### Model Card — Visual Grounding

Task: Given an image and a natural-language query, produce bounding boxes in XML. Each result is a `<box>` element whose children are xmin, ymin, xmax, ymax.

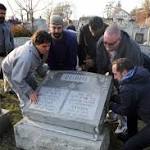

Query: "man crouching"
<box><xmin>1</xmin><ymin>30</ymin><xmax>51</xmax><ymax>112</ymax></box>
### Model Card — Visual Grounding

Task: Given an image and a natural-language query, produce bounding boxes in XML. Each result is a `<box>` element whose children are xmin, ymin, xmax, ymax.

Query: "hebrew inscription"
<box><xmin>30</xmin><ymin>87</ymin><xmax>68</xmax><ymax>113</ymax></box>
<box><xmin>61</xmin><ymin>73</ymin><xmax>90</xmax><ymax>83</ymax></box>
<box><xmin>61</xmin><ymin>91</ymin><xmax>100</xmax><ymax>120</ymax></box>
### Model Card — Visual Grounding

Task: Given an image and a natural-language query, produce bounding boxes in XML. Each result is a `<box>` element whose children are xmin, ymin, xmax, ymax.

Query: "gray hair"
<box><xmin>105</xmin><ymin>24</ymin><xmax>121</xmax><ymax>38</ymax></box>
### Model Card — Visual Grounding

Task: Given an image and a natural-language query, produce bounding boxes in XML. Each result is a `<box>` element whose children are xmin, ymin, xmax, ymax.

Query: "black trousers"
<box><xmin>123</xmin><ymin>123</ymin><xmax>150</xmax><ymax>150</ymax></box>
<box><xmin>0</xmin><ymin>56</ymin><xmax>5</xmax><ymax>79</ymax></box>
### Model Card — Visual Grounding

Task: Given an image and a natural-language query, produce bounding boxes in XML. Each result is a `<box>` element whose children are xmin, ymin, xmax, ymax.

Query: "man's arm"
<box><xmin>96</xmin><ymin>38</ymin><xmax>110</xmax><ymax>74</ymax></box>
<box><xmin>125</xmin><ymin>38</ymin><xmax>144</xmax><ymax>66</ymax></box>
<box><xmin>10</xmin><ymin>30</ymin><xmax>14</xmax><ymax>50</ymax></box>
<box><xmin>77</xmin><ymin>27</ymin><xmax>86</xmax><ymax>66</ymax></box>
<box><xmin>111</xmin><ymin>86</ymin><xmax>135</xmax><ymax>116</ymax></box>
<box><xmin>65</xmin><ymin>31</ymin><xmax>77</xmax><ymax>70</ymax></box>
<box><xmin>11</xmin><ymin>58</ymin><xmax>37</xmax><ymax>103</ymax></box>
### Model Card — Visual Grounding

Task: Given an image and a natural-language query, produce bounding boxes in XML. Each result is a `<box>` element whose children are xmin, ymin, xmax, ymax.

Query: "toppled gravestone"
<box><xmin>140</xmin><ymin>44</ymin><xmax>150</xmax><ymax>57</ymax></box>
<box><xmin>14</xmin><ymin>71</ymin><xmax>113</xmax><ymax>150</ymax></box>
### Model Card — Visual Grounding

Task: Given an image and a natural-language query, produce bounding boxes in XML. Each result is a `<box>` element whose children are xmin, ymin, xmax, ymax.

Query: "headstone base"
<box><xmin>14</xmin><ymin>118</ymin><xmax>110</xmax><ymax>150</ymax></box>
<box><xmin>0</xmin><ymin>109</ymin><xmax>10</xmax><ymax>135</ymax></box>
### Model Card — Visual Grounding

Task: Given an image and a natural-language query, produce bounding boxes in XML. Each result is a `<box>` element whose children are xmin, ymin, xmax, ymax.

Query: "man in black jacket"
<box><xmin>96</xmin><ymin>24</ymin><xmax>143</xmax><ymax>74</ymax></box>
<box><xmin>78</xmin><ymin>16</ymin><xmax>107</xmax><ymax>72</ymax></box>
<box><xmin>111</xmin><ymin>58</ymin><xmax>150</xmax><ymax>150</ymax></box>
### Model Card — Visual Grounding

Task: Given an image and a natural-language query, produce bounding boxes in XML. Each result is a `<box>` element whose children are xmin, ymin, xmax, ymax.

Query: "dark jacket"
<box><xmin>112</xmin><ymin>67</ymin><xmax>150</xmax><ymax>124</ymax></box>
<box><xmin>0</xmin><ymin>22</ymin><xmax>14</xmax><ymax>56</ymax></box>
<box><xmin>96</xmin><ymin>31</ymin><xmax>144</xmax><ymax>74</ymax></box>
<box><xmin>77</xmin><ymin>23</ymin><xmax>107</xmax><ymax>71</ymax></box>
<box><xmin>48</xmin><ymin>30</ymin><xmax>77</xmax><ymax>70</ymax></box>
<box><xmin>66</xmin><ymin>25</ymin><xmax>76</xmax><ymax>31</ymax></box>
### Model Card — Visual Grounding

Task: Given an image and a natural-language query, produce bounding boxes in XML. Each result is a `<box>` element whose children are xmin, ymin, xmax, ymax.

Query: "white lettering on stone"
<box><xmin>61</xmin><ymin>91</ymin><xmax>100</xmax><ymax>120</ymax></box>
<box><xmin>29</xmin><ymin>87</ymin><xmax>68</xmax><ymax>113</ymax></box>
<box><xmin>61</xmin><ymin>74</ymin><xmax>90</xmax><ymax>83</ymax></box>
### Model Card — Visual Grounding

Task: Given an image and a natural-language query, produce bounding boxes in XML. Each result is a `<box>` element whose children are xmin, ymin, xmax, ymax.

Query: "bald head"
<box><xmin>103</xmin><ymin>24</ymin><xmax>121</xmax><ymax>52</ymax></box>
<box><xmin>104</xmin><ymin>24</ymin><xmax>121</xmax><ymax>39</ymax></box>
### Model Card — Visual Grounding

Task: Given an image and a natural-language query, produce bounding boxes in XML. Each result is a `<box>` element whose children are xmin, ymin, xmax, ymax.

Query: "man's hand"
<box><xmin>30</xmin><ymin>91</ymin><xmax>38</xmax><ymax>104</ymax></box>
<box><xmin>83</xmin><ymin>58</ymin><xmax>94</xmax><ymax>69</ymax></box>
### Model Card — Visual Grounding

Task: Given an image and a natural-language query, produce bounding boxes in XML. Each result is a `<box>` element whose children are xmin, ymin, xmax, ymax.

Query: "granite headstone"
<box><xmin>14</xmin><ymin>71</ymin><xmax>113</xmax><ymax>150</ymax></box>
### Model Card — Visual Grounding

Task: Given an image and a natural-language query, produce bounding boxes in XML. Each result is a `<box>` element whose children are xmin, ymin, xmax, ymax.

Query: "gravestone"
<box><xmin>14</xmin><ymin>37</ymin><xmax>30</xmax><ymax>48</ymax></box>
<box><xmin>140</xmin><ymin>44</ymin><xmax>150</xmax><ymax>57</ymax></box>
<box><xmin>14</xmin><ymin>71</ymin><xmax>112</xmax><ymax>150</ymax></box>
<box><xmin>135</xmin><ymin>33</ymin><xmax>144</xmax><ymax>44</ymax></box>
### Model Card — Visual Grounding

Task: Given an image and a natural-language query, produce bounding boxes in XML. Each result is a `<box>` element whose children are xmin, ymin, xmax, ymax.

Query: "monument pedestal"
<box><xmin>0</xmin><ymin>109</ymin><xmax>10</xmax><ymax>135</ymax></box>
<box><xmin>14</xmin><ymin>118</ymin><xmax>110</xmax><ymax>150</ymax></box>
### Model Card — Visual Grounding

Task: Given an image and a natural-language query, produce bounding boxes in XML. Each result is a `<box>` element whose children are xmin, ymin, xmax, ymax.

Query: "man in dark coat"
<box><xmin>78</xmin><ymin>16</ymin><xmax>107</xmax><ymax>72</ymax></box>
<box><xmin>66</xmin><ymin>19</ymin><xmax>76</xmax><ymax>31</ymax></box>
<box><xmin>48</xmin><ymin>15</ymin><xmax>77</xmax><ymax>70</ymax></box>
<box><xmin>96</xmin><ymin>24</ymin><xmax>143</xmax><ymax>74</ymax></box>
<box><xmin>111</xmin><ymin>58</ymin><xmax>150</xmax><ymax>150</ymax></box>
<box><xmin>0</xmin><ymin>3</ymin><xmax>14</xmax><ymax>93</ymax></box>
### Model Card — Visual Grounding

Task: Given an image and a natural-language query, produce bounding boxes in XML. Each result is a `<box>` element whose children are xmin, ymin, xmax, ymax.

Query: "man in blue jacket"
<box><xmin>0</xmin><ymin>3</ymin><xmax>14</xmax><ymax>80</ymax></box>
<box><xmin>48</xmin><ymin>15</ymin><xmax>77</xmax><ymax>70</ymax></box>
<box><xmin>111</xmin><ymin>58</ymin><xmax>150</xmax><ymax>150</ymax></box>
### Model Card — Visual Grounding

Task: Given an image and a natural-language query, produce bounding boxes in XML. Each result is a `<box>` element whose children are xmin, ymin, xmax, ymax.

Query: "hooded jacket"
<box><xmin>2</xmin><ymin>41</ymin><xmax>46</xmax><ymax>99</ymax></box>
<box><xmin>112</xmin><ymin>67</ymin><xmax>150</xmax><ymax>124</ymax></box>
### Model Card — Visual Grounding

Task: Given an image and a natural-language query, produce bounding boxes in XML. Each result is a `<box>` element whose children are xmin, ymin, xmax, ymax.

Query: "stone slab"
<box><xmin>0</xmin><ymin>109</ymin><xmax>10</xmax><ymax>135</ymax></box>
<box><xmin>14</xmin><ymin>37</ymin><xmax>30</xmax><ymax>48</ymax></box>
<box><xmin>14</xmin><ymin>118</ymin><xmax>110</xmax><ymax>150</ymax></box>
<box><xmin>24</xmin><ymin>71</ymin><xmax>112</xmax><ymax>135</ymax></box>
<box><xmin>140</xmin><ymin>44</ymin><xmax>150</xmax><ymax>57</ymax></box>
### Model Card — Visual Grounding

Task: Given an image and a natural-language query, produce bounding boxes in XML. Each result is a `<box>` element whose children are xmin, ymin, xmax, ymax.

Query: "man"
<box><xmin>111</xmin><ymin>58</ymin><xmax>150</xmax><ymax>150</ymax></box>
<box><xmin>0</xmin><ymin>3</ymin><xmax>14</xmax><ymax>79</ymax></box>
<box><xmin>1</xmin><ymin>30</ymin><xmax>51</xmax><ymax>111</ymax></box>
<box><xmin>78</xmin><ymin>16</ymin><xmax>107</xmax><ymax>72</ymax></box>
<box><xmin>96</xmin><ymin>24</ymin><xmax>143</xmax><ymax>74</ymax></box>
<box><xmin>48</xmin><ymin>15</ymin><xmax>77</xmax><ymax>70</ymax></box>
<box><xmin>66</xmin><ymin>19</ymin><xmax>76</xmax><ymax>31</ymax></box>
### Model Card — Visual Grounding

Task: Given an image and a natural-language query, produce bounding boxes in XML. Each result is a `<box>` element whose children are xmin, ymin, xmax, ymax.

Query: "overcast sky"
<box><xmin>0</xmin><ymin>0</ymin><xmax>143</xmax><ymax>19</ymax></box>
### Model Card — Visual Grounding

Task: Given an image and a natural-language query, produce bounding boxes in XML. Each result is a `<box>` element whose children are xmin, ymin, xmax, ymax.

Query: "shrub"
<box><xmin>11</xmin><ymin>25</ymin><xmax>32</xmax><ymax>37</ymax></box>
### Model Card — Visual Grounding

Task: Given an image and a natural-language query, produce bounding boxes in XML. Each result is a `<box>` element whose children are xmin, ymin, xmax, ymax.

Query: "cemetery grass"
<box><xmin>0</xmin><ymin>80</ymin><xmax>22</xmax><ymax>150</ymax></box>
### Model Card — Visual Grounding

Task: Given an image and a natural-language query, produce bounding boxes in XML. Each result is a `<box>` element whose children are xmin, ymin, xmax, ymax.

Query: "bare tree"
<box><xmin>45</xmin><ymin>8</ymin><xmax>53</xmax><ymax>29</ymax></box>
<box><xmin>104</xmin><ymin>0</ymin><xmax>115</xmax><ymax>18</ymax></box>
<box><xmin>15</xmin><ymin>0</ymin><xmax>32</xmax><ymax>21</ymax></box>
<box><xmin>14</xmin><ymin>0</ymin><xmax>52</xmax><ymax>31</ymax></box>
<box><xmin>143</xmin><ymin>0</ymin><xmax>150</xmax><ymax>18</ymax></box>
<box><xmin>52</xmin><ymin>1</ymin><xmax>72</xmax><ymax>20</ymax></box>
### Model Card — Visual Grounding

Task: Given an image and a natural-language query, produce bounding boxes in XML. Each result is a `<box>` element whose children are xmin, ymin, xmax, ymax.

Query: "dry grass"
<box><xmin>0</xmin><ymin>80</ymin><xmax>22</xmax><ymax>150</ymax></box>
